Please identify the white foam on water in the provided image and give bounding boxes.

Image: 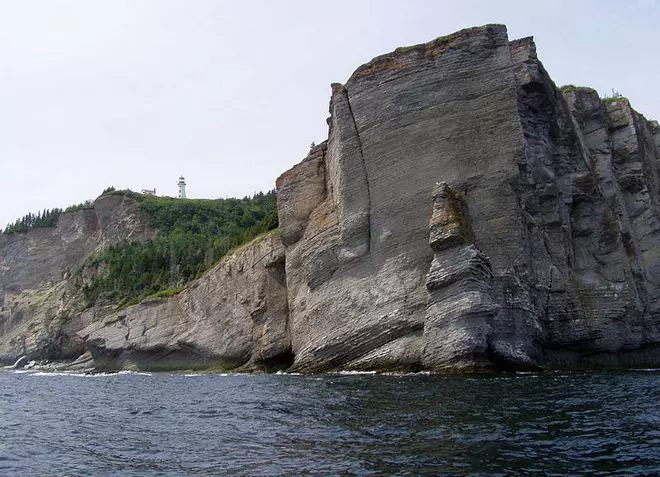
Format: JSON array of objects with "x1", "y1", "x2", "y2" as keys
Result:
[
  {"x1": 115, "y1": 370, "x2": 152, "y2": 376},
  {"x1": 335, "y1": 370, "x2": 378, "y2": 375},
  {"x1": 29, "y1": 371, "x2": 90, "y2": 377},
  {"x1": 275, "y1": 370, "x2": 303, "y2": 376},
  {"x1": 515, "y1": 372, "x2": 540, "y2": 377},
  {"x1": 379, "y1": 371, "x2": 432, "y2": 376},
  {"x1": 17, "y1": 370, "x2": 154, "y2": 378}
]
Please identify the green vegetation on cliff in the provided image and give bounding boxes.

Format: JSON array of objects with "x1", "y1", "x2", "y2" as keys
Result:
[{"x1": 82, "y1": 190, "x2": 278, "y2": 308}]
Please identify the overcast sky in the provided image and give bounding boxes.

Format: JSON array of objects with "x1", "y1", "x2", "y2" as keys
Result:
[{"x1": 1, "y1": 0, "x2": 658, "y2": 229}]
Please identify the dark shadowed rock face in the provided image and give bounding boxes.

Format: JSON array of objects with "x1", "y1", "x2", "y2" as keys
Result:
[
  {"x1": 510, "y1": 39, "x2": 660, "y2": 368},
  {"x1": 277, "y1": 24, "x2": 660, "y2": 372}
]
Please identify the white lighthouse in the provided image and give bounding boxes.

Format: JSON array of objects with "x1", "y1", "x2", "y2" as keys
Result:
[{"x1": 177, "y1": 176, "x2": 187, "y2": 198}]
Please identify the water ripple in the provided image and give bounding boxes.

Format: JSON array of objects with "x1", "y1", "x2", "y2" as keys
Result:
[{"x1": 0, "y1": 370, "x2": 658, "y2": 476}]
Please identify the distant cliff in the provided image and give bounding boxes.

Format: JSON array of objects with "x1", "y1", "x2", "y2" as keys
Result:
[
  {"x1": 0, "y1": 191, "x2": 278, "y2": 367},
  {"x1": 0, "y1": 194, "x2": 153, "y2": 362},
  {"x1": 2, "y1": 24, "x2": 659, "y2": 372}
]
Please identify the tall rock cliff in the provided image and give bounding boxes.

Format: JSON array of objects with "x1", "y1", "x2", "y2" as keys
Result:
[
  {"x1": 2, "y1": 24, "x2": 658, "y2": 372},
  {"x1": 277, "y1": 24, "x2": 660, "y2": 372}
]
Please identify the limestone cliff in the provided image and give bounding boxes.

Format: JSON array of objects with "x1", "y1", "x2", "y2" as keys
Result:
[
  {"x1": 277, "y1": 24, "x2": 660, "y2": 372},
  {"x1": 1, "y1": 193, "x2": 289, "y2": 371},
  {"x1": 2, "y1": 24, "x2": 658, "y2": 372}
]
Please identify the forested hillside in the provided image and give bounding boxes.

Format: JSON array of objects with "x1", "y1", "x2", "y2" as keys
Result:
[{"x1": 81, "y1": 189, "x2": 278, "y2": 308}]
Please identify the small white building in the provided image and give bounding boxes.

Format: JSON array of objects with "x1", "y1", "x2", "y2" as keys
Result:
[{"x1": 178, "y1": 176, "x2": 187, "y2": 198}]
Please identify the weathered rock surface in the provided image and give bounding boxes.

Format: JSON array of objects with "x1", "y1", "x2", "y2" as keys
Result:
[
  {"x1": 509, "y1": 38, "x2": 660, "y2": 368},
  {"x1": 422, "y1": 183, "x2": 502, "y2": 372},
  {"x1": 77, "y1": 232, "x2": 290, "y2": 371},
  {"x1": 277, "y1": 24, "x2": 660, "y2": 372},
  {"x1": 1, "y1": 24, "x2": 658, "y2": 372}
]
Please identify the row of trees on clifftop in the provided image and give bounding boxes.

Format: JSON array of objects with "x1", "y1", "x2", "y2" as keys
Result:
[
  {"x1": 2, "y1": 200, "x2": 95, "y2": 234},
  {"x1": 2, "y1": 208, "x2": 63, "y2": 234}
]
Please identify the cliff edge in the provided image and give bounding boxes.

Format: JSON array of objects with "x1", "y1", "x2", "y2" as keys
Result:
[{"x1": 2, "y1": 24, "x2": 658, "y2": 372}]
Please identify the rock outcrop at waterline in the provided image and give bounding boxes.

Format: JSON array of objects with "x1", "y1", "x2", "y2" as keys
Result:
[{"x1": 1, "y1": 24, "x2": 658, "y2": 372}]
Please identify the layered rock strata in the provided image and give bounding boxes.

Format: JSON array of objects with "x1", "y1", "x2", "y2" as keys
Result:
[
  {"x1": 277, "y1": 24, "x2": 660, "y2": 372},
  {"x1": 422, "y1": 183, "x2": 501, "y2": 372},
  {"x1": 1, "y1": 24, "x2": 658, "y2": 372},
  {"x1": 509, "y1": 39, "x2": 660, "y2": 367}
]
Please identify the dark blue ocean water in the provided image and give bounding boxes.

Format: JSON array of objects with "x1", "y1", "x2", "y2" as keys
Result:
[{"x1": 0, "y1": 370, "x2": 658, "y2": 476}]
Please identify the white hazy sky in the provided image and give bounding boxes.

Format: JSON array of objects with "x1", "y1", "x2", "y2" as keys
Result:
[{"x1": 1, "y1": 0, "x2": 658, "y2": 229}]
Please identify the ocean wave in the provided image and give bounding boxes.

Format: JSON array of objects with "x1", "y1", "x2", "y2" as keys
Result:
[{"x1": 17, "y1": 370, "x2": 153, "y2": 378}]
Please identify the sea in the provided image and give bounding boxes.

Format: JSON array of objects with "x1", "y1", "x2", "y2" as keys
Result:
[{"x1": 0, "y1": 369, "x2": 658, "y2": 476}]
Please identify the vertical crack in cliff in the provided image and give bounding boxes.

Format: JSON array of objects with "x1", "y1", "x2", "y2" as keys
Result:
[
  {"x1": 324, "y1": 83, "x2": 372, "y2": 261},
  {"x1": 341, "y1": 86, "x2": 372, "y2": 255}
]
